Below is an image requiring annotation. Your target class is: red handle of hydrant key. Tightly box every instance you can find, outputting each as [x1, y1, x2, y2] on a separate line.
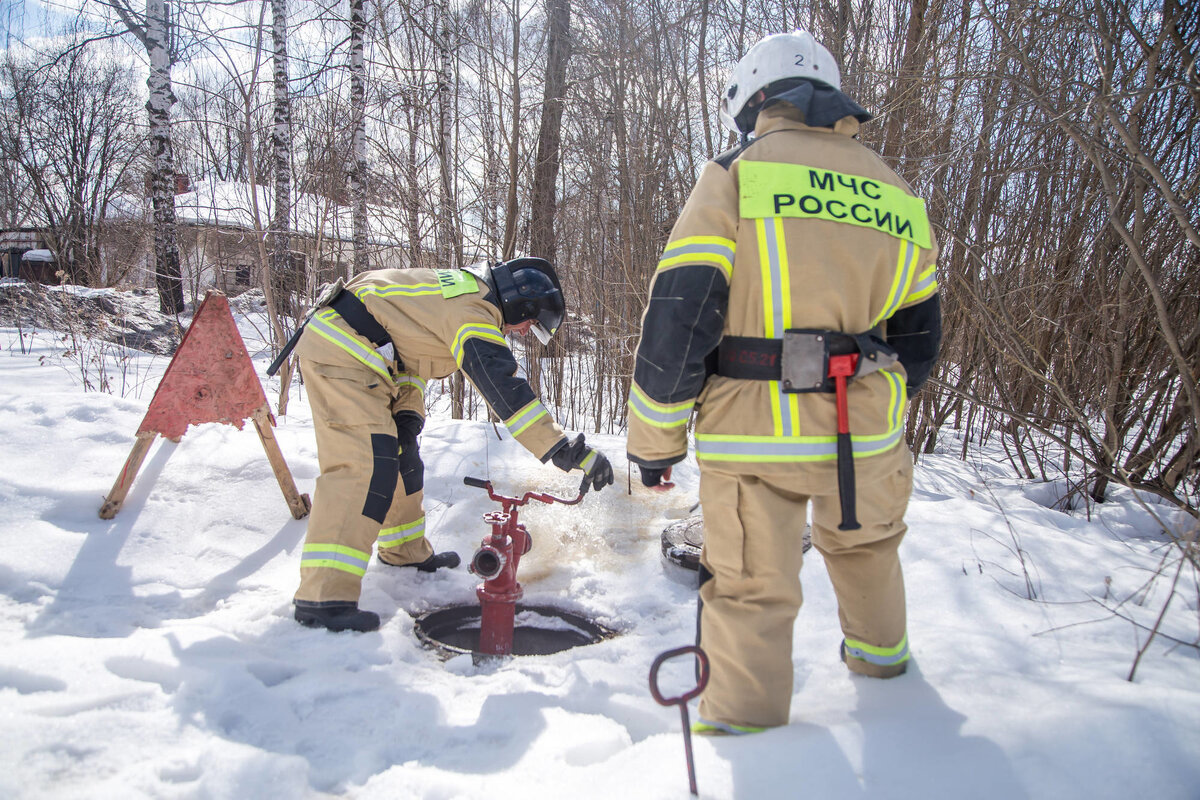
[649, 645, 710, 706]
[463, 475, 587, 507]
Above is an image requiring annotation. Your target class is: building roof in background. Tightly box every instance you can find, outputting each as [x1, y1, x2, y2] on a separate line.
[2, 182, 413, 250]
[173, 180, 407, 247]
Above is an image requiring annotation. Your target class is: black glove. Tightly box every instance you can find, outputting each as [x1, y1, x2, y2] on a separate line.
[551, 434, 615, 491]
[583, 450, 615, 491]
[392, 410, 425, 495]
[392, 410, 425, 441]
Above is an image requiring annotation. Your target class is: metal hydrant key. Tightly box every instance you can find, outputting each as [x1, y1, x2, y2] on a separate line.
[649, 645, 710, 796]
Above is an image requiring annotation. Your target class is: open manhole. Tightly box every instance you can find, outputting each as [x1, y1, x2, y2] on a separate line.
[414, 603, 616, 661]
[662, 514, 812, 572]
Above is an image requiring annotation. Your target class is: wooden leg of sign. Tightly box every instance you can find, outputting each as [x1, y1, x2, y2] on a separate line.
[99, 432, 158, 519]
[251, 405, 311, 520]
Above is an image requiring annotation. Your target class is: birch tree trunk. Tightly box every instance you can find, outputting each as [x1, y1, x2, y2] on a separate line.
[145, 0, 184, 314]
[240, 3, 288, 409]
[350, 0, 369, 273]
[271, 0, 296, 414]
[108, 0, 185, 313]
[271, 0, 293, 290]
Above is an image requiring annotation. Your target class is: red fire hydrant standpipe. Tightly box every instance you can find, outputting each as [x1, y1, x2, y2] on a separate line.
[463, 475, 589, 658]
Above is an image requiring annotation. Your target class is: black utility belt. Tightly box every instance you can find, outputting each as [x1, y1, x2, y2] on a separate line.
[717, 327, 896, 393]
[328, 289, 391, 348]
[266, 281, 397, 377]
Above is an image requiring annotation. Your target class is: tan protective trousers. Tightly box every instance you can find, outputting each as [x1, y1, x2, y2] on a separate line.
[293, 359, 433, 605]
[696, 445, 913, 729]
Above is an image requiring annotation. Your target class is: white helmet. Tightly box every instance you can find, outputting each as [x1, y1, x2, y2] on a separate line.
[719, 30, 841, 134]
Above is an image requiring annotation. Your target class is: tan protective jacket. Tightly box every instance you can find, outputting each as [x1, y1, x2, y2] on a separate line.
[296, 268, 567, 460]
[627, 105, 939, 485]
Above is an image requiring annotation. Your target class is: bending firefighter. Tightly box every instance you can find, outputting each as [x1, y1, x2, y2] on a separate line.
[626, 32, 942, 733]
[288, 258, 615, 632]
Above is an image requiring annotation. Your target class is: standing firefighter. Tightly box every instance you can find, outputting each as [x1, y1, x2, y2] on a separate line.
[627, 31, 941, 733]
[290, 258, 614, 632]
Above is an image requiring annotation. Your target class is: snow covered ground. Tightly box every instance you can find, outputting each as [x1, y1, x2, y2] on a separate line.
[1, 296, 1198, 799]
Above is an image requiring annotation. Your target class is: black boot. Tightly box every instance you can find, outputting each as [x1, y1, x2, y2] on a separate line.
[294, 601, 380, 632]
[378, 551, 461, 573]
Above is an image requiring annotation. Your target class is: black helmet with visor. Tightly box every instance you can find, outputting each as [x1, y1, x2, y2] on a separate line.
[487, 257, 565, 345]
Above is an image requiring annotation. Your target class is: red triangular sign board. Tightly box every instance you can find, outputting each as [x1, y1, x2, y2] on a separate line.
[137, 292, 268, 440]
[99, 291, 309, 521]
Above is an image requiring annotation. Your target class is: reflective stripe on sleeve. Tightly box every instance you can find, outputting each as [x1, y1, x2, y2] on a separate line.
[300, 543, 371, 576]
[504, 398, 549, 437]
[378, 517, 426, 549]
[451, 323, 507, 367]
[657, 236, 736, 281]
[627, 383, 694, 428]
[395, 373, 427, 393]
[903, 264, 938, 306]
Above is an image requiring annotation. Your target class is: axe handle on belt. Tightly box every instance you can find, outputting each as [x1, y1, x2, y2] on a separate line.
[829, 353, 862, 531]
[266, 322, 307, 377]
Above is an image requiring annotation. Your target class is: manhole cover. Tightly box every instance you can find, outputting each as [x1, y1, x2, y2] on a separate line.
[661, 515, 705, 570]
[414, 603, 616, 662]
[662, 514, 812, 571]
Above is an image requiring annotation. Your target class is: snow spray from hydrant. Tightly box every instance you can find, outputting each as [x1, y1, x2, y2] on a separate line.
[463, 475, 588, 658]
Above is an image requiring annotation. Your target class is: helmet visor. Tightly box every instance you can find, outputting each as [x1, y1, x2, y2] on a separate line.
[530, 289, 564, 345]
[531, 320, 555, 346]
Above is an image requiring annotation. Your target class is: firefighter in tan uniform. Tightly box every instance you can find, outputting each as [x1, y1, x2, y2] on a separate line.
[291, 258, 614, 632]
[627, 32, 942, 733]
